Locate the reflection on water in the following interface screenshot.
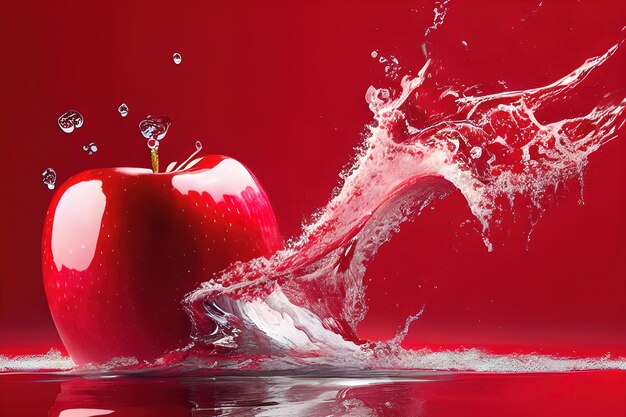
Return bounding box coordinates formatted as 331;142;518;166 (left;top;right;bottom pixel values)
2;370;626;416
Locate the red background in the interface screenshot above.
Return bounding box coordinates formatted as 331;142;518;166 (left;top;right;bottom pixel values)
0;0;624;358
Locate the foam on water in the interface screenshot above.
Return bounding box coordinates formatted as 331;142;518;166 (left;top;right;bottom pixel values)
3;346;626;374
0;349;74;372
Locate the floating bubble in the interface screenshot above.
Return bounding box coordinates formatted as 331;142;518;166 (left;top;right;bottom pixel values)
58;110;84;133
470;146;483;159
82;142;98;155
173;52;182;64
139;115;171;141
42;168;57;190
118;103;129;117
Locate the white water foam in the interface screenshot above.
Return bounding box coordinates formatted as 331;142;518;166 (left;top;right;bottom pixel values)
0;349;74;372
2;347;625;374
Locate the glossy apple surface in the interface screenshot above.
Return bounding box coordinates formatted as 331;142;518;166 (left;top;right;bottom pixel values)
42;155;282;365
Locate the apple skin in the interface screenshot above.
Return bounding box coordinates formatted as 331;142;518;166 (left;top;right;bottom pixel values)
42;155;282;365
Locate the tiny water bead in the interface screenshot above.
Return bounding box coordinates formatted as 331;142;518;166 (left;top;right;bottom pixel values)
173;52;182;64
42;168;57;190
147;138;159;149
82;142;98;155
118;103;129;117
57;110;84;133
139;115;171;141
470;146;483;159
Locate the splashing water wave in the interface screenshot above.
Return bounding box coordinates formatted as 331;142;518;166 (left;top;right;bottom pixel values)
171;40;626;372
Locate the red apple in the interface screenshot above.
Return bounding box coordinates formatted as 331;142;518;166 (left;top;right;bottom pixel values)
41;155;282;365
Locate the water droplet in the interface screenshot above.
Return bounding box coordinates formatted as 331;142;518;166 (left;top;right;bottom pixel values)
195;140;202;150
42;168;57;190
82;142;98;155
371;50;378;59
461;40;468;48
470;146;483;159
147;138;159;149
118;103;129;117
173;52;182;64
58;110;84;133
139;115;171;141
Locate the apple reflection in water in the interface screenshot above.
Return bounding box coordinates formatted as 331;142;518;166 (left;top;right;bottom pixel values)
46;375;426;417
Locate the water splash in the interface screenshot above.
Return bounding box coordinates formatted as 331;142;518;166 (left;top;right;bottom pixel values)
165;140;204;173
424;0;451;39
173;52;182;64
371;51;403;80
173;140;203;172
139;115;171;149
82;142;98;155
42;168;57;190
118;103;129;117
57;110;84;133
179;39;625;369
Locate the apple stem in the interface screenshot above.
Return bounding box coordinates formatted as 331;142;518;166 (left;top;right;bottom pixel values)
151;148;159;173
